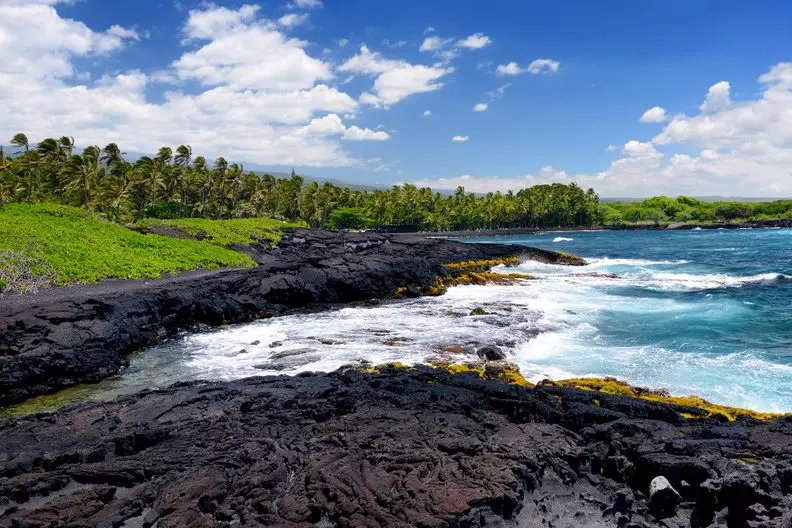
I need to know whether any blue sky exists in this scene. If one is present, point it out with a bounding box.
[2,0,792,196]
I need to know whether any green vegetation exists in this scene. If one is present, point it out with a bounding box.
[2,134,790,233]
[0,204,253,294]
[601,196,792,226]
[0,134,601,231]
[138,217,303,248]
[552,377,784,422]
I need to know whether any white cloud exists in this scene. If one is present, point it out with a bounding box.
[473,103,488,112]
[700,80,731,113]
[412,166,570,193]
[296,113,390,141]
[182,4,260,40]
[424,26,436,34]
[639,106,668,123]
[0,3,386,168]
[527,59,560,74]
[452,135,469,142]
[287,0,323,9]
[277,13,309,28]
[456,33,491,50]
[496,59,560,76]
[337,38,349,47]
[496,62,521,76]
[0,1,139,80]
[175,7,331,91]
[419,36,449,52]
[421,63,792,197]
[605,144,618,152]
[339,45,453,107]
[423,110,432,117]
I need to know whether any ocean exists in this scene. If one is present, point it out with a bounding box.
[9,228,792,414]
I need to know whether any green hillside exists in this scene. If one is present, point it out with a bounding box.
[0,204,255,294]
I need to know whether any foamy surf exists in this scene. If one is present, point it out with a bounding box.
[553,236,574,242]
[56,227,792,414]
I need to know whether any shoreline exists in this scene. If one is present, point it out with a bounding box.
[2,230,792,526]
[0,229,581,406]
[423,218,792,238]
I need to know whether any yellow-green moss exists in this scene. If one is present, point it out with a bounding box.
[552,377,784,422]
[442,257,521,272]
[347,361,533,389]
[430,362,534,388]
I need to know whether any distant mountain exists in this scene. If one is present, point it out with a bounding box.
[602,196,792,203]
[253,170,385,193]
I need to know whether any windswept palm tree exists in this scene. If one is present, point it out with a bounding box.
[60,146,102,208]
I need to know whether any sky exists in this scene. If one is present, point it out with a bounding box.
[2,0,792,197]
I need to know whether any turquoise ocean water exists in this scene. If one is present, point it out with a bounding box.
[467,228,792,412]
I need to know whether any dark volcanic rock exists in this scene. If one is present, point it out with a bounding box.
[476,345,507,361]
[0,230,581,405]
[0,366,790,527]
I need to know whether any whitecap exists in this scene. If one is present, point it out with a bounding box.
[553,236,574,242]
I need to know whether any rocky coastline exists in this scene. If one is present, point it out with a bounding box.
[1,365,791,527]
[425,218,792,238]
[2,229,791,527]
[0,229,581,406]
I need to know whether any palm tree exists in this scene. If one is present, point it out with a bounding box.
[60,146,101,208]
[10,133,35,201]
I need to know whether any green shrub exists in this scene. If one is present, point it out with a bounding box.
[137,217,303,247]
[0,204,254,289]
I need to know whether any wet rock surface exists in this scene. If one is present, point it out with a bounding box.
[1,366,791,527]
[0,230,581,406]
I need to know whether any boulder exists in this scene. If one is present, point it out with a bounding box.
[476,345,507,361]
[649,476,681,517]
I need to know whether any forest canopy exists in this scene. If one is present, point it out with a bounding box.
[2,135,792,231]
[0,135,601,231]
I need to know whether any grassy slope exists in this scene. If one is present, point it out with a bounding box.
[0,204,255,290]
[137,217,304,247]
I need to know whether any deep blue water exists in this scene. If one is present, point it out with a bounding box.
[466,229,792,411]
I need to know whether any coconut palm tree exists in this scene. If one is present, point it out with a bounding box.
[60,146,102,208]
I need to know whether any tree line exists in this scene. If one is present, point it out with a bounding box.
[0,134,603,231]
[602,196,792,225]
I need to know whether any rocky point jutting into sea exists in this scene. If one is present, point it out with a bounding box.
[1,230,792,527]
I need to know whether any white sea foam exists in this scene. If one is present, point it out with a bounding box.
[118,238,792,413]
[553,237,574,242]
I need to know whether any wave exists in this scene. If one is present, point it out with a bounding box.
[635,271,790,291]
[586,257,690,266]
[553,237,574,242]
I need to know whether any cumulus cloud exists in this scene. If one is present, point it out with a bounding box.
[496,59,560,76]
[0,2,387,168]
[699,80,731,113]
[456,33,491,50]
[423,110,432,117]
[175,7,331,91]
[420,63,792,196]
[296,113,390,141]
[277,13,309,28]
[419,36,451,52]
[339,45,453,107]
[287,0,323,9]
[473,103,488,112]
[639,106,667,123]
[451,135,469,142]
[412,166,570,194]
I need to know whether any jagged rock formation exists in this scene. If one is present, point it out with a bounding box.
[0,366,790,527]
